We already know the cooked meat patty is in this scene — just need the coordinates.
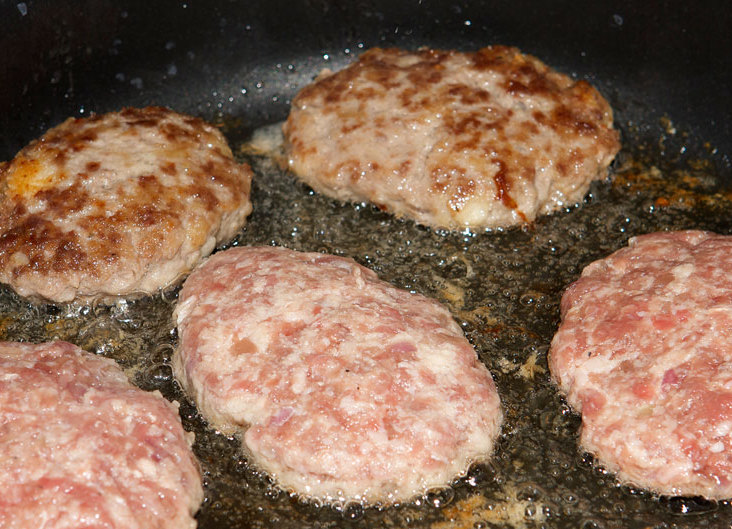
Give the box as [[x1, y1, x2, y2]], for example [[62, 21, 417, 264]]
[[283, 46, 620, 230], [0, 340, 203, 528], [549, 231, 732, 498], [0, 106, 253, 303], [173, 246, 502, 503]]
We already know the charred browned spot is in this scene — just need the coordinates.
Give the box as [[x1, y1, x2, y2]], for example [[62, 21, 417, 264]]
[[0, 214, 91, 275], [53, 150, 67, 166], [85, 161, 101, 172], [161, 122, 196, 142], [36, 184, 90, 216], [532, 110, 547, 125], [323, 82, 347, 104], [349, 86, 377, 103], [521, 120, 540, 136], [505, 70, 554, 97], [446, 114, 483, 136], [340, 122, 363, 134], [406, 64, 444, 86], [133, 118, 160, 127], [160, 162, 177, 175], [91, 198, 107, 211], [136, 205, 166, 227], [0, 221, 26, 256], [397, 160, 412, 177], [430, 165, 466, 195], [557, 148, 585, 177], [399, 86, 419, 108], [365, 65, 401, 89], [506, 79, 529, 95], [471, 45, 516, 70], [445, 84, 491, 106], [183, 116, 205, 128], [337, 161, 364, 183], [6, 203, 28, 223], [121, 106, 167, 121], [137, 174, 162, 189], [550, 105, 598, 136], [78, 130, 99, 143], [69, 130, 99, 152], [79, 215, 123, 247], [442, 112, 485, 152], [51, 237, 88, 273], [491, 158, 527, 221], [198, 160, 231, 190], [184, 184, 219, 211], [120, 107, 141, 118]]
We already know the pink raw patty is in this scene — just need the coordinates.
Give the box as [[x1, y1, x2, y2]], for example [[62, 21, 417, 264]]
[[550, 230, 732, 498], [0, 340, 202, 529], [174, 245, 502, 503]]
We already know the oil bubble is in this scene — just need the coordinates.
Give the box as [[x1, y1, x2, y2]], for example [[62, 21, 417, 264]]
[[264, 486, 281, 500], [145, 363, 172, 385], [424, 486, 455, 508], [152, 343, 174, 364], [661, 495, 718, 515], [341, 501, 364, 520], [516, 484, 543, 502], [161, 285, 180, 304]]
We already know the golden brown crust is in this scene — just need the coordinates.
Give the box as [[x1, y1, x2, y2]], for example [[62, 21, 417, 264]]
[[0, 106, 253, 302], [284, 46, 620, 230]]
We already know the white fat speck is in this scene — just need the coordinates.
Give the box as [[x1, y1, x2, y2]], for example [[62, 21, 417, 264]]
[[666, 263, 695, 294], [714, 421, 732, 437], [710, 441, 725, 453], [291, 368, 307, 394]]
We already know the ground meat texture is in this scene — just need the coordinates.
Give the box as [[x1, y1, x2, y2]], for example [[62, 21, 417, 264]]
[[549, 231, 732, 499], [0, 341, 203, 528], [0, 106, 253, 303], [283, 46, 620, 230], [173, 246, 502, 503]]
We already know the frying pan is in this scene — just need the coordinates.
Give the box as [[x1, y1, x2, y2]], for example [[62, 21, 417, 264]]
[[1, 1, 731, 528]]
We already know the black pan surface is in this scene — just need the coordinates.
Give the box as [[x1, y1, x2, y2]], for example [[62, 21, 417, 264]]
[[1, 1, 731, 528]]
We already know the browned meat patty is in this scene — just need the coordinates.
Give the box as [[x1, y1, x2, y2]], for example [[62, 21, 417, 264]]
[[0, 106, 253, 303], [283, 46, 620, 230], [549, 231, 732, 498], [173, 246, 502, 504], [0, 340, 203, 528]]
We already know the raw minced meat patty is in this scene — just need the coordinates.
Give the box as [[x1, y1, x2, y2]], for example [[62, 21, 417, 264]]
[[0, 340, 203, 528], [283, 46, 620, 230], [173, 246, 502, 503], [549, 230, 732, 498], [0, 106, 253, 303]]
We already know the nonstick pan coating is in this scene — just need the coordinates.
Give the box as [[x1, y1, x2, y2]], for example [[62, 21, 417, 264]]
[[1, 1, 731, 528]]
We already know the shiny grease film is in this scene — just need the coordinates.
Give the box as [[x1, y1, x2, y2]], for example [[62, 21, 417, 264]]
[[0, 120, 730, 528]]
